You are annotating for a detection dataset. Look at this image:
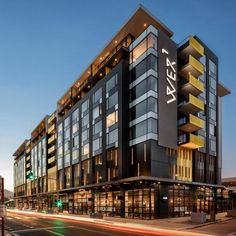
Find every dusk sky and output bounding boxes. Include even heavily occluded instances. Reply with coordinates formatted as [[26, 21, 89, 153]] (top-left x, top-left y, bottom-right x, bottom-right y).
[[0, 0, 235, 191]]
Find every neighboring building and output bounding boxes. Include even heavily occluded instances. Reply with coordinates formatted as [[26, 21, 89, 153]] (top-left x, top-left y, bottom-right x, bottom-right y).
[[222, 177, 236, 192], [13, 6, 230, 219]]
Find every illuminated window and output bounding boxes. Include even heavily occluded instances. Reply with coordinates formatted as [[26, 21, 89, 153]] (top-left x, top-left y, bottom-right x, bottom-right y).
[[83, 143, 89, 156], [106, 111, 118, 128]]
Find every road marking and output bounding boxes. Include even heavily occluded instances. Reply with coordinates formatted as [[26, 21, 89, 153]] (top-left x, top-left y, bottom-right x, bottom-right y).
[[45, 229, 65, 236]]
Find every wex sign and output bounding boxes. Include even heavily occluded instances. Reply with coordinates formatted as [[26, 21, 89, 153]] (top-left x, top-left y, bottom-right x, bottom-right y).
[[162, 48, 176, 104], [158, 30, 177, 150]]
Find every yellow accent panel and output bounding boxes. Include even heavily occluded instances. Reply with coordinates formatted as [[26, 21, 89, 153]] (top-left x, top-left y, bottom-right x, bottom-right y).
[[180, 134, 204, 149], [48, 145, 56, 154], [48, 134, 56, 144], [189, 94, 204, 111], [189, 74, 204, 92], [26, 140, 31, 147], [48, 156, 55, 164], [189, 36, 204, 57], [176, 147, 192, 182], [48, 123, 56, 134], [48, 113, 56, 124], [26, 155, 31, 161], [48, 166, 56, 174], [26, 147, 31, 154], [189, 114, 204, 129], [189, 55, 204, 75]]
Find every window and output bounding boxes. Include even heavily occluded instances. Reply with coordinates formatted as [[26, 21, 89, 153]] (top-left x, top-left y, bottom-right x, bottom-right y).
[[93, 137, 102, 153], [72, 108, 79, 122], [72, 122, 79, 134], [130, 33, 157, 63], [72, 149, 79, 164], [209, 124, 216, 137], [82, 143, 89, 156], [130, 120, 146, 139], [210, 140, 216, 152], [93, 105, 102, 120], [210, 76, 216, 91], [209, 60, 216, 75], [130, 54, 157, 82], [148, 118, 157, 134], [147, 76, 157, 92], [93, 88, 102, 104], [107, 128, 118, 145], [106, 74, 118, 92], [106, 111, 118, 128], [106, 91, 118, 109], [72, 135, 79, 148], [82, 99, 89, 114], [210, 108, 216, 121], [93, 120, 102, 135], [147, 97, 157, 113], [209, 92, 216, 106], [82, 113, 89, 127], [130, 100, 146, 121], [82, 129, 89, 143]]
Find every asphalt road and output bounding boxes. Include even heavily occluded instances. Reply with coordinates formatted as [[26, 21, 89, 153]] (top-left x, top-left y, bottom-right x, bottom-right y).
[[3, 211, 236, 236], [2, 212, 163, 236]]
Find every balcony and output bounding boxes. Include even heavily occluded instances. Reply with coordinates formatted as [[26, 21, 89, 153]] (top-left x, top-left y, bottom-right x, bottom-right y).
[[179, 133, 204, 149], [179, 74, 204, 96], [178, 94, 204, 114], [48, 145, 56, 155], [179, 114, 204, 133], [179, 36, 204, 59], [48, 113, 56, 125], [48, 123, 56, 134], [48, 166, 56, 175], [179, 55, 204, 78], [48, 134, 56, 145], [48, 155, 56, 164]]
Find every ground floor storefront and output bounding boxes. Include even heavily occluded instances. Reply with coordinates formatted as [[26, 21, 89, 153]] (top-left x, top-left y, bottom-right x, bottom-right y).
[[14, 179, 230, 219]]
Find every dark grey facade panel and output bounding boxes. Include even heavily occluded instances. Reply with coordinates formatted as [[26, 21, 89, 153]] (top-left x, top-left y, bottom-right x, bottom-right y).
[[157, 30, 177, 150]]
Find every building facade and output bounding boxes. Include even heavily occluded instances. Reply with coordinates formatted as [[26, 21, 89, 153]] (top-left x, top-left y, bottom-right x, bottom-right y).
[[13, 6, 230, 219]]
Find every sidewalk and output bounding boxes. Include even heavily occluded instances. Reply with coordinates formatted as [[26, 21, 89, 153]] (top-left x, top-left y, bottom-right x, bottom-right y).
[[7, 209, 232, 234]]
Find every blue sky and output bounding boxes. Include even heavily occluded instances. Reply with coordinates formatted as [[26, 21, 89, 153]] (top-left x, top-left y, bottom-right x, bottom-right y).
[[0, 0, 235, 191]]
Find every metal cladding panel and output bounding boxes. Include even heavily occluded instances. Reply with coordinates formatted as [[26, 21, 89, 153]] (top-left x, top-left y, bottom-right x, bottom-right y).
[[158, 31, 177, 150]]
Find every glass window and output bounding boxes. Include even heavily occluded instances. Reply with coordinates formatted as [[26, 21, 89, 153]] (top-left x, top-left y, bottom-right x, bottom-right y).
[[130, 100, 146, 121], [210, 108, 216, 121], [106, 74, 118, 92], [72, 149, 79, 164], [58, 123, 63, 134], [209, 124, 215, 136], [147, 33, 157, 50], [131, 120, 146, 139], [147, 76, 158, 92], [82, 99, 89, 114], [82, 113, 89, 127], [209, 60, 216, 75], [93, 105, 101, 120], [82, 129, 89, 143], [93, 88, 102, 104], [130, 54, 157, 82], [64, 116, 70, 128], [210, 76, 216, 91], [72, 122, 79, 134], [93, 137, 102, 152], [106, 111, 118, 128], [107, 128, 118, 145], [130, 79, 146, 102], [148, 118, 157, 134], [147, 97, 157, 113], [209, 92, 216, 106], [93, 120, 102, 135], [210, 140, 216, 152], [82, 143, 89, 156], [132, 38, 146, 62], [107, 91, 118, 109], [72, 135, 79, 148], [72, 108, 79, 122]]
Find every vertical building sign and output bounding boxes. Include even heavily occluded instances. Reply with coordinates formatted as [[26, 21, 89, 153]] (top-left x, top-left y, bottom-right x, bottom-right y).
[[158, 31, 177, 149]]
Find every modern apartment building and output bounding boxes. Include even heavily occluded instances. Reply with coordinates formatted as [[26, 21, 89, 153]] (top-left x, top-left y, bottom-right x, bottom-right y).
[[13, 6, 230, 219]]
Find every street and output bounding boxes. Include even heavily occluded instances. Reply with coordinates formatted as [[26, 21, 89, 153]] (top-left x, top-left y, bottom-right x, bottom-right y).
[[2, 211, 236, 236]]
